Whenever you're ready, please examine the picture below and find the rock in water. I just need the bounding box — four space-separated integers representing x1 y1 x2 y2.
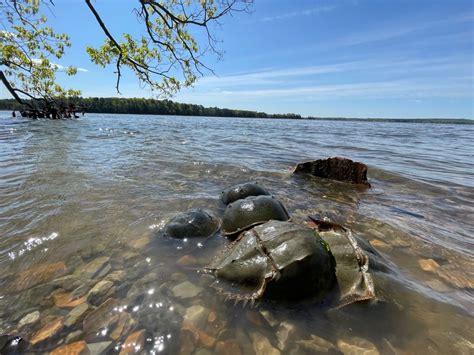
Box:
293 157 371 187
221 182 271 205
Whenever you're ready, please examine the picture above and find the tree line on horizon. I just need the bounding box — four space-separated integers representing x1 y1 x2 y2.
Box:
0 97 302 119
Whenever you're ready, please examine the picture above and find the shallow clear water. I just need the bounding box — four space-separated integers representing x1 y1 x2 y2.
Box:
0 112 473 354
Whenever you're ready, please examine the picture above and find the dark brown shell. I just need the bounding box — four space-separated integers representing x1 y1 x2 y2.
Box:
220 182 271 205
221 195 290 236
204 220 337 302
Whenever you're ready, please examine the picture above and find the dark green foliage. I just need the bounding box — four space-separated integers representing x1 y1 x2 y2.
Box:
0 97 301 119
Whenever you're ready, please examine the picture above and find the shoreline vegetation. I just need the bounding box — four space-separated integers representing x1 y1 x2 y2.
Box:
0 98 471 124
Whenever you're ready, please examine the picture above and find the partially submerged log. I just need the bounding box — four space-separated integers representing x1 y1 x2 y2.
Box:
293 157 371 187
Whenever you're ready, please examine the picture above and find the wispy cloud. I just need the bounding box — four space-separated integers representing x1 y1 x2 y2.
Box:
261 5 335 22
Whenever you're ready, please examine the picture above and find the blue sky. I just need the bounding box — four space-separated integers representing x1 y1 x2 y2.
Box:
2 0 473 118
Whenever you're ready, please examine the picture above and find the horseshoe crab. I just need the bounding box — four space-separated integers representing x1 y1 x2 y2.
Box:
158 209 220 239
221 182 271 205
307 216 376 307
221 195 290 236
203 220 337 303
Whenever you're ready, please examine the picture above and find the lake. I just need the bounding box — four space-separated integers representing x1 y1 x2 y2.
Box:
0 112 473 354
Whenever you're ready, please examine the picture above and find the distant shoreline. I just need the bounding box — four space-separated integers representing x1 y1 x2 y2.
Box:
0 97 471 124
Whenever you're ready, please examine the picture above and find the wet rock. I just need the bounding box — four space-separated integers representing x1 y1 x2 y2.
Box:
126 235 150 250
105 270 127 283
295 334 336 353
251 332 280 355
50 275 83 291
30 316 64 345
195 349 214 355
369 239 390 249
207 311 217 323
418 259 440 272
64 303 91 328
177 255 199 267
425 279 449 292
172 281 203 299
0 335 31 354
276 322 296 351
235 328 254 355
110 312 136 341
215 339 242 355
294 157 371 186
337 336 380 355
10 262 67 292
259 310 278 327
170 272 188 282
53 292 87 309
71 284 92 299
65 330 84 344
246 310 266 326
50 340 90 355
82 298 119 339
74 257 110 280
436 267 474 290
87 280 115 306
119 329 146 355
87 341 112 354
184 305 209 329
18 311 40 328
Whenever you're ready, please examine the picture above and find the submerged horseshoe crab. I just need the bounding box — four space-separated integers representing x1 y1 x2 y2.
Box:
158 209 220 239
203 217 377 307
220 182 271 205
203 220 337 303
221 195 290 237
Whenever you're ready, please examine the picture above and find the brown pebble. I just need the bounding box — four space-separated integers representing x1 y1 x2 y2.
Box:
418 259 440 272
215 339 242 355
245 310 264 326
11 262 67 293
50 340 90 355
369 239 390 249
119 329 146 355
176 255 199 266
30 317 64 345
199 331 216 348
53 292 87 308
208 311 217 323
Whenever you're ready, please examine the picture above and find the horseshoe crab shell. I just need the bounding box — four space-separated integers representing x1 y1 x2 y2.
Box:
159 209 220 239
221 195 290 236
307 216 376 307
204 220 337 302
220 182 271 205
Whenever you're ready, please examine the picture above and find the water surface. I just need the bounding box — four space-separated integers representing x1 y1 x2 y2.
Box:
1 112 473 354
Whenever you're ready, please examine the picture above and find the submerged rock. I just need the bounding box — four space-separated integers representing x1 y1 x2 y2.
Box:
159 209 220 239
294 157 371 187
221 182 271 205
119 329 146 355
221 196 290 237
30 316 64 345
18 311 40 328
50 341 90 355
172 281 203 299
10 262 67 293
337 336 380 355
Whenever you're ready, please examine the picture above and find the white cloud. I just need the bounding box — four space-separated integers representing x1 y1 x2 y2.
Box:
261 5 335 22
